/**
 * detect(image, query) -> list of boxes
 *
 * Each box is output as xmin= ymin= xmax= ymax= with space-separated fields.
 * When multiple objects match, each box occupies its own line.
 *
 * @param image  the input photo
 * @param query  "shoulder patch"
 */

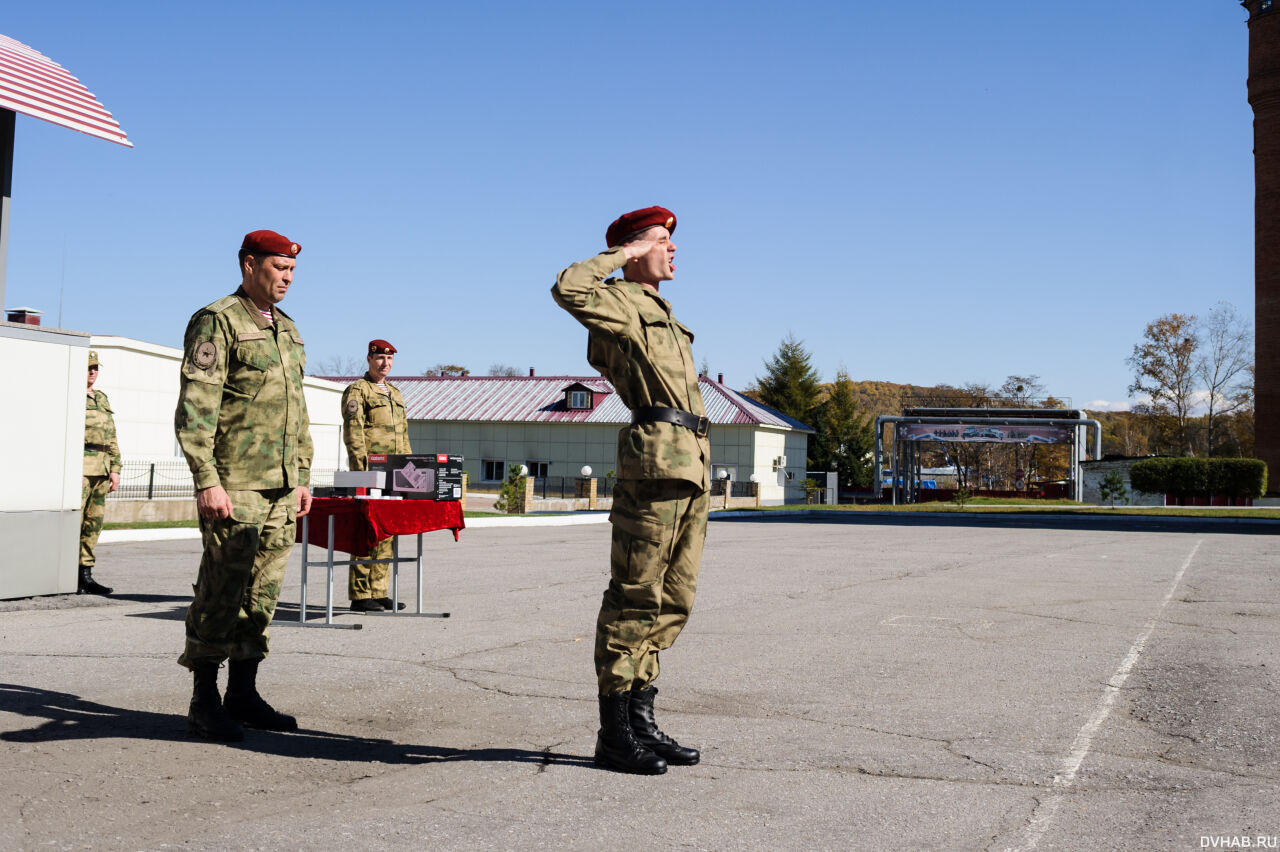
xmin=345 ymin=397 xmax=360 ymax=415
xmin=193 ymin=341 xmax=218 ymax=369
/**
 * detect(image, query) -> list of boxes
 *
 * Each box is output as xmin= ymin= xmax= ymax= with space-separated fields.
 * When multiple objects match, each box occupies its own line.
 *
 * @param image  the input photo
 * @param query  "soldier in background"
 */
xmin=174 ymin=229 xmax=313 ymax=742
xmin=552 ymin=206 xmax=710 ymax=775
xmin=341 ymin=339 xmax=411 ymax=612
xmin=79 ymin=349 xmax=120 ymax=596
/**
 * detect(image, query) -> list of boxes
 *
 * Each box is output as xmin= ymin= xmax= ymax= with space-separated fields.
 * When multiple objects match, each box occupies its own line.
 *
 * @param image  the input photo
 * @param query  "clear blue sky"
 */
xmin=2 ymin=1 xmax=1253 ymax=410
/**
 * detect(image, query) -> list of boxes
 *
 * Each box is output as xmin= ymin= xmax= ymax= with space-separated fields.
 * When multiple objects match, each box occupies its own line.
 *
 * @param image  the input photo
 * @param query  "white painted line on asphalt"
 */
xmin=100 ymin=528 xmax=202 ymax=543
xmin=101 ymin=512 xmax=613 ymax=543
xmin=1008 ymin=537 xmax=1204 ymax=852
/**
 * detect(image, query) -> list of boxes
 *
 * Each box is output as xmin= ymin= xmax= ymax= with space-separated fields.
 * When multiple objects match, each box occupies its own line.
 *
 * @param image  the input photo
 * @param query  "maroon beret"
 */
xmin=241 ymin=229 xmax=301 ymax=257
xmin=368 ymin=339 xmax=397 ymax=355
xmin=605 ymin=206 xmax=676 ymax=248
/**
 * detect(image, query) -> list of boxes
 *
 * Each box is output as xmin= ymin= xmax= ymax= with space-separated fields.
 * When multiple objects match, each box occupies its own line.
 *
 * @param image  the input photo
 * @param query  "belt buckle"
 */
xmin=695 ymin=415 xmax=709 ymax=438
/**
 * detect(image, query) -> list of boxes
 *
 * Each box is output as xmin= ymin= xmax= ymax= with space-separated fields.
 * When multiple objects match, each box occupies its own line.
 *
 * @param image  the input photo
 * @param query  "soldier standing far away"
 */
xmin=173 ymin=229 xmax=313 ymax=742
xmin=341 ymin=339 xmax=411 ymax=611
xmin=79 ymin=349 xmax=121 ymax=595
xmin=552 ymin=206 xmax=710 ymax=775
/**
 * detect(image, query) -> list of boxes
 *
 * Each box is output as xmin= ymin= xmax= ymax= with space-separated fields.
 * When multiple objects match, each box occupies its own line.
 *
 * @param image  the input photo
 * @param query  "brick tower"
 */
xmin=1243 ymin=0 xmax=1280 ymax=493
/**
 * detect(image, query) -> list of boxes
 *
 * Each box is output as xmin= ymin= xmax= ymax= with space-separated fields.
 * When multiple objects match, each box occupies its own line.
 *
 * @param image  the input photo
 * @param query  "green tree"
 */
xmin=756 ymin=333 xmax=822 ymax=425
xmin=811 ymin=370 xmax=874 ymax=490
xmin=1098 ymin=469 xmax=1129 ymax=508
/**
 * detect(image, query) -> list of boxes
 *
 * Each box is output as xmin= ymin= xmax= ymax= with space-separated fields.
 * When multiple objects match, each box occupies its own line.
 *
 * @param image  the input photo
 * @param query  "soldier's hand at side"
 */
xmin=197 ymin=485 xmax=234 ymax=520
xmin=108 ymin=472 xmax=120 ymax=493
xmin=296 ymin=486 xmax=312 ymax=518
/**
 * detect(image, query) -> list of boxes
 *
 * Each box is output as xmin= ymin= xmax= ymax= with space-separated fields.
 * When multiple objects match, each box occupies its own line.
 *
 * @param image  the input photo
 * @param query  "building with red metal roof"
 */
xmin=321 ymin=373 xmax=815 ymax=504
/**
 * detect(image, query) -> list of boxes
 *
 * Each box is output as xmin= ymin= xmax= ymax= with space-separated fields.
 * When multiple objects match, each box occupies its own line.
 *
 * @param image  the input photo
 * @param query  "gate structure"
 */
xmin=873 ymin=408 xmax=1102 ymax=505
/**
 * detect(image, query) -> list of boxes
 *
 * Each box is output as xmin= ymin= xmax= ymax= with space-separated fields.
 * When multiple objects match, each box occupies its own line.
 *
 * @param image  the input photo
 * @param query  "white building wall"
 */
xmin=91 ymin=335 xmax=346 ymax=474
xmin=407 ymin=418 xmax=811 ymax=503
xmin=0 ymin=323 xmax=90 ymax=598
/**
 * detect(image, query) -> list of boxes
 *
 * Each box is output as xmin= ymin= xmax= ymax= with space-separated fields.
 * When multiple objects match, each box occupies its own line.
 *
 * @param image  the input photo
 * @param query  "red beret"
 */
xmin=605 ymin=206 xmax=676 ymax=248
xmin=368 ymin=339 xmax=397 ymax=355
xmin=241 ymin=229 xmax=301 ymax=258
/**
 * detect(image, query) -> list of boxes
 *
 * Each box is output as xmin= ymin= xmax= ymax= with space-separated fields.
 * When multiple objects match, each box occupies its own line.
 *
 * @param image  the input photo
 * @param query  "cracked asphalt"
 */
xmin=1 ymin=513 xmax=1278 ymax=850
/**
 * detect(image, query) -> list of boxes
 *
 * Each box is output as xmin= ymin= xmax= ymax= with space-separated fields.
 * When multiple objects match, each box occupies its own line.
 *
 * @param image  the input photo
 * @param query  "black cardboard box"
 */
xmin=370 ymin=453 xmax=463 ymax=501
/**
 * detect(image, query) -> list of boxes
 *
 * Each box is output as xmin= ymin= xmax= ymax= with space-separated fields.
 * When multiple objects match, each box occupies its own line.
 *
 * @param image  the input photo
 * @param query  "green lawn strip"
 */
xmin=104 ymin=520 xmax=199 ymax=530
xmin=725 ymin=504 xmax=1280 ymax=521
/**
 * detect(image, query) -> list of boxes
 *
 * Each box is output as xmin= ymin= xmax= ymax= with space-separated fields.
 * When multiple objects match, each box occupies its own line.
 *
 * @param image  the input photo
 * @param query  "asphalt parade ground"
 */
xmin=1 ymin=512 xmax=1278 ymax=851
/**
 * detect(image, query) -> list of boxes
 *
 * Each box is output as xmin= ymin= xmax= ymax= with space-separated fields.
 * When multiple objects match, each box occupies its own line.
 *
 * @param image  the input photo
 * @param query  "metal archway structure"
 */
xmin=873 ymin=408 xmax=1102 ymax=505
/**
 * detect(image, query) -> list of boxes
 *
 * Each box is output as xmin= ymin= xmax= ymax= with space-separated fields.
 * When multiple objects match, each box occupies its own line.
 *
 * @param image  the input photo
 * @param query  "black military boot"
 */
xmin=595 ymin=692 xmax=667 ymax=775
xmin=224 ymin=658 xmax=298 ymax=731
xmin=187 ymin=663 xmax=244 ymax=742
xmin=350 ymin=598 xmax=385 ymax=612
xmin=76 ymin=566 xmax=113 ymax=596
xmin=629 ymin=684 xmax=700 ymax=765
xmin=374 ymin=597 xmax=407 ymax=611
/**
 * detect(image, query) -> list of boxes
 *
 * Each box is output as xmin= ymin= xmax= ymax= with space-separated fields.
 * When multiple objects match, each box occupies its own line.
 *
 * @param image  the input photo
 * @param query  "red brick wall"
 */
xmin=1246 ymin=1 xmax=1280 ymax=493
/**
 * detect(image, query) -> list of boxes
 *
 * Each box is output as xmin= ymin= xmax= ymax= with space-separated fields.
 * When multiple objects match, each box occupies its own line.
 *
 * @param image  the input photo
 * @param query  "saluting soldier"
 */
xmin=552 ymin=206 xmax=710 ymax=775
xmin=79 ymin=350 xmax=121 ymax=596
xmin=174 ymin=229 xmax=313 ymax=742
xmin=341 ymin=339 xmax=411 ymax=611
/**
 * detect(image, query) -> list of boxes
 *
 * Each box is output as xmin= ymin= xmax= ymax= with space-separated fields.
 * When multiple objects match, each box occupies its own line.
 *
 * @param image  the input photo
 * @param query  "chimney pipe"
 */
xmin=717 ymin=373 xmax=724 ymax=384
xmin=529 ymin=368 xmax=535 ymax=377
xmin=5 ymin=307 xmax=41 ymax=326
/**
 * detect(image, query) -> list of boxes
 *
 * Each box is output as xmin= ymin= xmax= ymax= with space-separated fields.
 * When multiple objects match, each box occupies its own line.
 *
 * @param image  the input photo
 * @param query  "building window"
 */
xmin=568 ymin=390 xmax=590 ymax=409
xmin=712 ymin=464 xmax=737 ymax=482
xmin=525 ymin=460 xmax=549 ymax=479
xmin=482 ymin=459 xmax=505 ymax=482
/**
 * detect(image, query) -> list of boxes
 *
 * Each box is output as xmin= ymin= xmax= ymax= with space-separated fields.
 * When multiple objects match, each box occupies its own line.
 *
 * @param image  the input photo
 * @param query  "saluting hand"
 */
xmin=197 ymin=484 xmax=234 ymax=520
xmin=621 ymin=237 xmax=661 ymax=263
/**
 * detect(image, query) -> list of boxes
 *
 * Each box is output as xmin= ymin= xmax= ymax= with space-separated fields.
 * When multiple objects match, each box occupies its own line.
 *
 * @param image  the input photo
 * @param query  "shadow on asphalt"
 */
xmin=711 ymin=510 xmax=1280 ymax=535
xmin=111 ymin=593 xmax=192 ymax=605
xmin=125 ymin=602 xmax=381 ymax=624
xmin=0 ymin=683 xmax=595 ymax=768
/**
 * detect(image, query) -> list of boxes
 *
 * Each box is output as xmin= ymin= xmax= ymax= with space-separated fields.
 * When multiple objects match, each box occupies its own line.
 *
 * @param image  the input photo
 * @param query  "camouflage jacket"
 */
xmin=83 ymin=389 xmax=122 ymax=477
xmin=342 ymin=375 xmax=411 ymax=470
xmin=174 ymin=287 xmax=313 ymax=491
xmin=552 ymin=247 xmax=710 ymax=489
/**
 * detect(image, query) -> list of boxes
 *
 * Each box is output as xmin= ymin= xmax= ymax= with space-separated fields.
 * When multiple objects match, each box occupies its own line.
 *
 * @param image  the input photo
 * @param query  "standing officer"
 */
xmin=341 ymin=339 xmax=411 ymax=611
xmin=552 ymin=206 xmax=710 ymax=775
xmin=80 ymin=350 xmax=120 ymax=596
xmin=174 ymin=229 xmax=313 ymax=742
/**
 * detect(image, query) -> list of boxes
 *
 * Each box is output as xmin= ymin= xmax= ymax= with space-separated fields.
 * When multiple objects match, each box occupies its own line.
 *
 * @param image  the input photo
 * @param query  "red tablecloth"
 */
xmin=297 ymin=497 xmax=465 ymax=554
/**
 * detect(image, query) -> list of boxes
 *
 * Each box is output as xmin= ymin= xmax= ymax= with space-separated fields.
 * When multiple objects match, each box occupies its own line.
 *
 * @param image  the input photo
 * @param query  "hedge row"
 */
xmin=1129 ymin=457 xmax=1268 ymax=499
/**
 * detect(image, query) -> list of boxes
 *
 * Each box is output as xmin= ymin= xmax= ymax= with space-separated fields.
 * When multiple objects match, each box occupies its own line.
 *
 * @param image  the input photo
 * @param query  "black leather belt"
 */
xmin=84 ymin=443 xmax=112 ymax=453
xmin=630 ymin=406 xmax=709 ymax=438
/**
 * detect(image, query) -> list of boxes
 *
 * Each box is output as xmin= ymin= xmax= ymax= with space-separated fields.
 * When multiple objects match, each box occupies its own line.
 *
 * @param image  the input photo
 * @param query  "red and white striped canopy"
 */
xmin=0 ymin=33 xmax=131 ymax=147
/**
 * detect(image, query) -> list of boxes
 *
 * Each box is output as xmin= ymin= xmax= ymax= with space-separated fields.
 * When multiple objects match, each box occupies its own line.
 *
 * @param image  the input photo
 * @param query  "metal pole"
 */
xmin=326 ymin=514 xmax=335 ymax=625
xmin=299 ymin=513 xmax=309 ymax=623
xmin=391 ymin=534 xmax=400 ymax=611
xmin=416 ymin=532 xmax=424 ymax=614
xmin=147 ymin=463 xmax=155 ymax=500
xmin=0 ymin=109 xmax=13 ymax=311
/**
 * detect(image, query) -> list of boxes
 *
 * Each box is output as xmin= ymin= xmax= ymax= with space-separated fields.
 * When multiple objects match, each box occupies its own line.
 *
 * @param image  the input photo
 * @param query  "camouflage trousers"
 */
xmin=178 ymin=487 xmax=297 ymax=670
xmin=596 ymin=479 xmax=709 ymax=695
xmin=79 ymin=475 xmax=112 ymax=568
xmin=349 ymin=536 xmax=394 ymax=601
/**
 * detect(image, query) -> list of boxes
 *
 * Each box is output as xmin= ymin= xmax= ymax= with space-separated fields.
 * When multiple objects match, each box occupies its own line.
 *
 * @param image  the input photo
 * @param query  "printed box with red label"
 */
xmin=368 ymin=453 xmax=463 ymax=501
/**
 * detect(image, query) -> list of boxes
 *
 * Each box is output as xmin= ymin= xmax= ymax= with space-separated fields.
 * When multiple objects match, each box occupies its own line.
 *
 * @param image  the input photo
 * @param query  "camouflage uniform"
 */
xmin=174 ymin=287 xmax=312 ymax=669
xmin=553 ymin=247 xmax=711 ymax=695
xmin=81 ymin=388 xmax=122 ymax=572
xmin=341 ymin=375 xmax=411 ymax=600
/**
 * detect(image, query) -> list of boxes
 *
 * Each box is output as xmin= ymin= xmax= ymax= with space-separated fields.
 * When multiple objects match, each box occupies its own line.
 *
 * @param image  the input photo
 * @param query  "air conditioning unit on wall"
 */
xmin=772 ymin=455 xmax=787 ymax=470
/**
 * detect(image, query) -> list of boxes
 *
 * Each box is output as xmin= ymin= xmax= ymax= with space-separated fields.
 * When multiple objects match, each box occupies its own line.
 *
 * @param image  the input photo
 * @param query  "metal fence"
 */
xmin=710 ymin=480 xmax=756 ymax=498
xmin=532 ymin=476 xmax=615 ymax=499
xmin=108 ymin=460 xmax=339 ymax=500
